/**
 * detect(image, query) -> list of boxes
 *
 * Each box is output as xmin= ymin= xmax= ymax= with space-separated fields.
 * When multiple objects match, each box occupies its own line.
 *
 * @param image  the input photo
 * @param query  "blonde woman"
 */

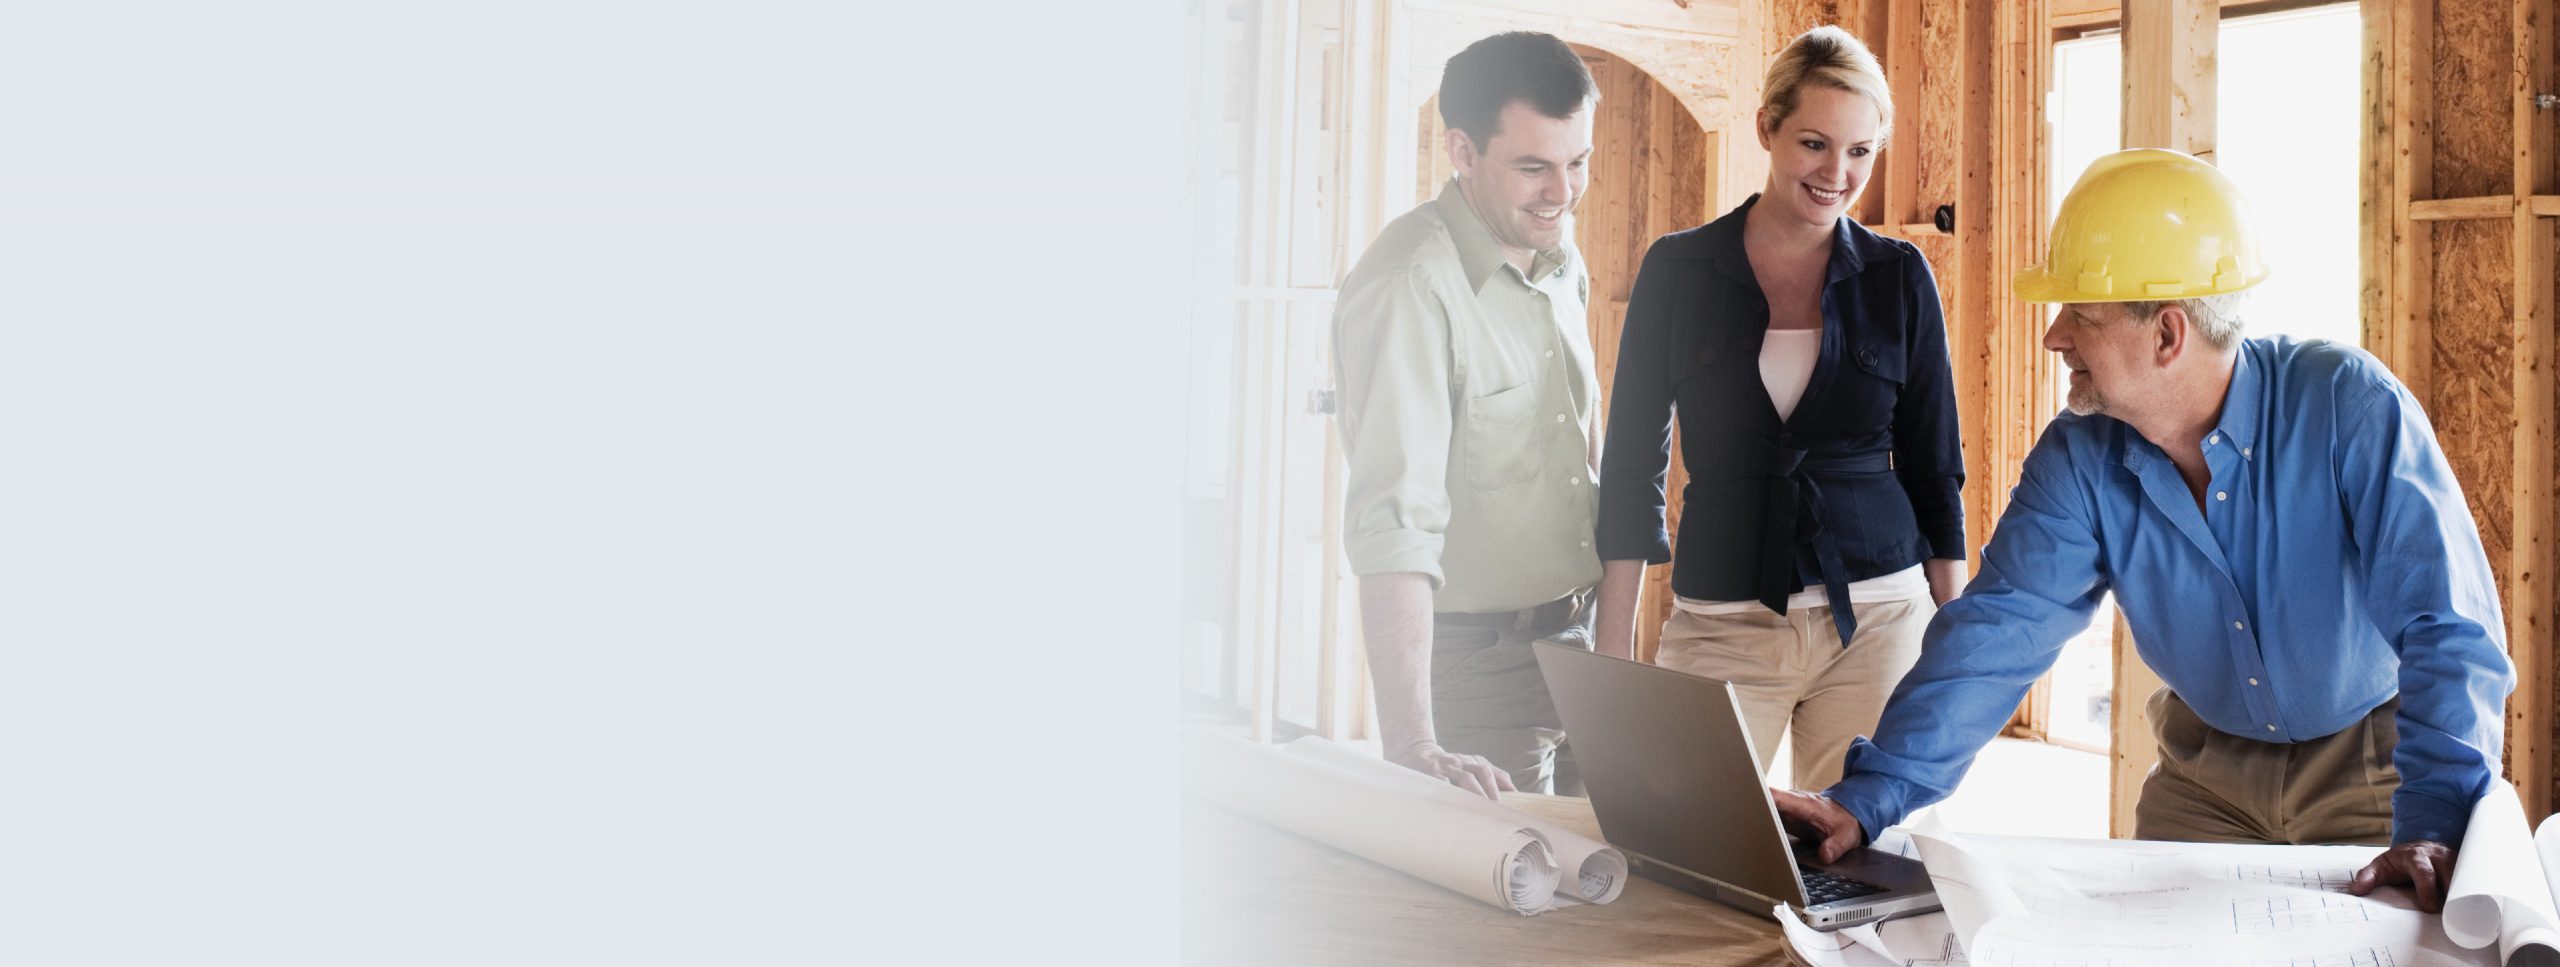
xmin=1592 ymin=25 xmax=1966 ymax=789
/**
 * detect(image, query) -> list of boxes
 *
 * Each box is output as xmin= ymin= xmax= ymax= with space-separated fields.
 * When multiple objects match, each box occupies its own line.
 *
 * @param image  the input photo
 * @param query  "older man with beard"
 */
xmin=1770 ymin=148 xmax=2514 ymax=915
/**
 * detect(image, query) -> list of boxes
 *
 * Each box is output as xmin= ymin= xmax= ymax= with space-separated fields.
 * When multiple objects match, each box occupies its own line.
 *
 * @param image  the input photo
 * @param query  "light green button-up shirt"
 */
xmin=1330 ymin=180 xmax=1603 ymax=614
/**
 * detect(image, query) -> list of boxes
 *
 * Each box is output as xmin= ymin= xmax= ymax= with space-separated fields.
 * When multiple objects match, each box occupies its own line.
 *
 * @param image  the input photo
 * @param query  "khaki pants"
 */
xmin=1653 ymin=597 xmax=1932 ymax=790
xmin=1430 ymin=593 xmax=1592 ymax=795
xmin=2135 ymin=687 xmax=2398 ymax=845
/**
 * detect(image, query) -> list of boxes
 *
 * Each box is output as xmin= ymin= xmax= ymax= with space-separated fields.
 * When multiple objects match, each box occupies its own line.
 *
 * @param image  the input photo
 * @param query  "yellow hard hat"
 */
xmin=2012 ymin=148 xmax=2269 ymax=304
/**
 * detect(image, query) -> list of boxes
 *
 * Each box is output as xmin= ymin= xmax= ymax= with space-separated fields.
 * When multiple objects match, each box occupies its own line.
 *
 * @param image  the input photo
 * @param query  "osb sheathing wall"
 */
xmin=2366 ymin=0 xmax=2560 ymax=818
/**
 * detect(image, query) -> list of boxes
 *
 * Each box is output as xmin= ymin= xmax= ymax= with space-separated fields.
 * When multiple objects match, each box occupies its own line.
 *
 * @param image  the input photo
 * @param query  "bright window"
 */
xmin=2218 ymin=4 xmax=2363 ymax=346
xmin=2045 ymin=29 xmax=2123 ymax=753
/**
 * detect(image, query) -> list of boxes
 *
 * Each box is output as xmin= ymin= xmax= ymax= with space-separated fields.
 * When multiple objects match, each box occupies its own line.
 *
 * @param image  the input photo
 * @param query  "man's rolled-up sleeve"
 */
xmin=1333 ymin=269 xmax=1456 ymax=584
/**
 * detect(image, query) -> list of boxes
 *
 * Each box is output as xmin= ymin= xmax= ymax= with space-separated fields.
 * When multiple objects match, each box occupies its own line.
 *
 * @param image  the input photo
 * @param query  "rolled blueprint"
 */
xmin=1184 ymin=732 xmax=1563 ymax=914
xmin=2443 ymin=779 xmax=2560 ymax=966
xmin=1278 ymin=735 xmax=1628 ymax=904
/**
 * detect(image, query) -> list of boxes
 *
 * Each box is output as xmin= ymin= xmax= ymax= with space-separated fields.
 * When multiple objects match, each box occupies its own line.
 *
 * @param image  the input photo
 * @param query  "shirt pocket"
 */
xmin=1849 ymin=339 xmax=1907 ymax=385
xmin=1460 ymin=380 xmax=1545 ymax=491
xmin=1836 ymin=333 xmax=1908 ymax=428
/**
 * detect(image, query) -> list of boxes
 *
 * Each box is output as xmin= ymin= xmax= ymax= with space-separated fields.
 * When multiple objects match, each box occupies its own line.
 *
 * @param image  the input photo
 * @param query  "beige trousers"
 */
xmin=2135 ymin=687 xmax=2398 ymax=845
xmin=1652 ymin=597 xmax=1932 ymax=790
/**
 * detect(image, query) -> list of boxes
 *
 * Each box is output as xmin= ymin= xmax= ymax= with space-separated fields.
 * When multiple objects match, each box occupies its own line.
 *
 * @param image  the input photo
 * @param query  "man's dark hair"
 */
xmin=1438 ymin=32 xmax=1597 ymax=149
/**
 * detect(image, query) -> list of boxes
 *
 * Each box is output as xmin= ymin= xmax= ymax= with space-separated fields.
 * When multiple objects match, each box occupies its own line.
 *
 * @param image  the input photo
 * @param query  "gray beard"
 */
xmin=2066 ymin=383 xmax=2109 ymax=417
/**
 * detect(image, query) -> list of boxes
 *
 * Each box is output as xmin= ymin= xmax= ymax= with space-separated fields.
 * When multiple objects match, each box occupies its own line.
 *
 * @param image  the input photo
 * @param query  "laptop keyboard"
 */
xmin=1800 ymin=867 xmax=1889 ymax=905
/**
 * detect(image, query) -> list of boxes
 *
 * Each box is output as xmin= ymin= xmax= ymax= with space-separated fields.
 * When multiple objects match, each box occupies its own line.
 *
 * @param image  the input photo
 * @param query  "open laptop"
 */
xmin=1533 ymin=641 xmax=1940 ymax=930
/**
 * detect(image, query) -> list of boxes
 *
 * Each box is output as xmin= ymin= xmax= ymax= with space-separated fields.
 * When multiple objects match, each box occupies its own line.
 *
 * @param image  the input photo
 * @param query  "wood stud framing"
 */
xmin=2511 ymin=0 xmax=2556 ymax=820
xmin=2368 ymin=0 xmax=2560 ymax=819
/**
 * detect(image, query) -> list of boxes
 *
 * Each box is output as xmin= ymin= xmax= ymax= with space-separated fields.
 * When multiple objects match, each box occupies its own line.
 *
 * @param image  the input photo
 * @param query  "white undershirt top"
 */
xmin=1676 ymin=564 xmax=1927 ymax=615
xmin=1677 ymin=327 xmax=1926 ymax=616
xmin=1758 ymin=328 xmax=1820 ymax=421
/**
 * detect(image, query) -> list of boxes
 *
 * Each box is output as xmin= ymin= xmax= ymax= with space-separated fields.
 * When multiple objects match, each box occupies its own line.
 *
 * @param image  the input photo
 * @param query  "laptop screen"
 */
xmin=1533 ymin=641 xmax=1806 ymax=906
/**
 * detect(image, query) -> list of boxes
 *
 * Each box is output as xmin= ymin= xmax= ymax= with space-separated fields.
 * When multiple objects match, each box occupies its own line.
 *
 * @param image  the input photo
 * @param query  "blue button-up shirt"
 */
xmin=1831 ymin=336 xmax=2513 ymax=848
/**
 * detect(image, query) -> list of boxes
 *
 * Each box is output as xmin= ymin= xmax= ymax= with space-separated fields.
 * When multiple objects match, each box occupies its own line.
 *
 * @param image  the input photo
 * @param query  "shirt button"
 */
xmin=2208 ymin=435 xmax=2219 ymax=445
xmin=2215 ymin=491 xmax=2228 ymax=501
xmin=1545 ymin=349 xmax=1556 ymax=358
xmin=1569 ymin=476 xmax=1583 ymax=486
xmin=1555 ymin=413 xmax=1567 ymax=423
xmin=1580 ymin=539 xmax=1592 ymax=548
xmin=2243 ymin=447 xmax=2252 ymax=458
xmin=2265 ymin=724 xmax=2278 ymax=733
xmin=2248 ymin=678 xmax=2260 ymax=686
xmin=2233 ymin=620 xmax=2245 ymax=630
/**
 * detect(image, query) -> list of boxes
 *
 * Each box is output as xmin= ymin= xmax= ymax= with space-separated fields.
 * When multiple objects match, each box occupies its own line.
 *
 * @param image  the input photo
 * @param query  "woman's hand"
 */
xmin=1924 ymin=557 xmax=1968 ymax=607
xmin=1592 ymin=560 xmax=1646 ymax=659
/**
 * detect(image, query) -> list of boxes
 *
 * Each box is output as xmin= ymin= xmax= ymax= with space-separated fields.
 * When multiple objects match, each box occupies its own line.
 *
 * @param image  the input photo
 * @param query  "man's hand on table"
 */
xmin=1771 ymin=788 xmax=1863 ymax=864
xmin=2347 ymin=839 xmax=2456 ymax=913
xmin=1389 ymin=742 xmax=1515 ymax=800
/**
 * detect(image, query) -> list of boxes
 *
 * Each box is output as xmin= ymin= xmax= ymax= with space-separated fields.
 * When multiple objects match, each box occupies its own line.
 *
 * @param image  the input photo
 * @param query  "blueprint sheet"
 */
xmin=1781 ymin=813 xmax=2517 ymax=967
xmin=1917 ymin=825 xmax=2486 ymax=967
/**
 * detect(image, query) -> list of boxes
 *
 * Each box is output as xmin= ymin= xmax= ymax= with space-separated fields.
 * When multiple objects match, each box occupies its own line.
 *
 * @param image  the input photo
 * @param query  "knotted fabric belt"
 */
xmin=1753 ymin=441 xmax=1892 ymax=644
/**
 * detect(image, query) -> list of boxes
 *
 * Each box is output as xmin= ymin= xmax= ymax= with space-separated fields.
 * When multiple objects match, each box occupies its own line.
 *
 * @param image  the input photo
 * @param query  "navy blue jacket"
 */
xmin=1596 ymin=196 xmax=1966 ymax=641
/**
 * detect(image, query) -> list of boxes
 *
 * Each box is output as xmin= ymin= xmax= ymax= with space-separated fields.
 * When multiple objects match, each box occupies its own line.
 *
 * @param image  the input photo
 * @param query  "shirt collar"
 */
xmin=1821 ymin=210 xmax=1883 ymax=283
xmin=2210 ymin=339 xmax=2265 ymax=454
xmin=1686 ymin=193 xmax=1902 ymax=286
xmin=2115 ymin=339 xmax=2265 ymax=474
xmin=1433 ymin=177 xmax=1567 ymax=293
xmin=2118 ymin=427 xmax=2152 ymax=474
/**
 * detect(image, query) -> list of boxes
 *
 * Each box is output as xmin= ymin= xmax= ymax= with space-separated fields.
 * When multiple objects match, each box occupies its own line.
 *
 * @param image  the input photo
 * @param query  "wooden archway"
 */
xmin=1406 ymin=11 xmax=1743 ymax=135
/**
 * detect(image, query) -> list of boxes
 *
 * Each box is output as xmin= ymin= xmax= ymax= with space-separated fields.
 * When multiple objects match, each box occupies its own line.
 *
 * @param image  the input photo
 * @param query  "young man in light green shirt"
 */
xmin=1331 ymin=31 xmax=1609 ymax=797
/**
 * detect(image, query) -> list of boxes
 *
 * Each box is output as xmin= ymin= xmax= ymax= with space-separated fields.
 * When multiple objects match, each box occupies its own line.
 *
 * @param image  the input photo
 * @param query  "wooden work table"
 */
xmin=1181 ymin=791 xmax=1790 ymax=966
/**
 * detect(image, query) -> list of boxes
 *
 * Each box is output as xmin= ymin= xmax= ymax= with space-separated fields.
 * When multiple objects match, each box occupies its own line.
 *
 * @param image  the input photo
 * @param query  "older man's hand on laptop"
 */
xmin=1771 ymin=789 xmax=1863 ymax=864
